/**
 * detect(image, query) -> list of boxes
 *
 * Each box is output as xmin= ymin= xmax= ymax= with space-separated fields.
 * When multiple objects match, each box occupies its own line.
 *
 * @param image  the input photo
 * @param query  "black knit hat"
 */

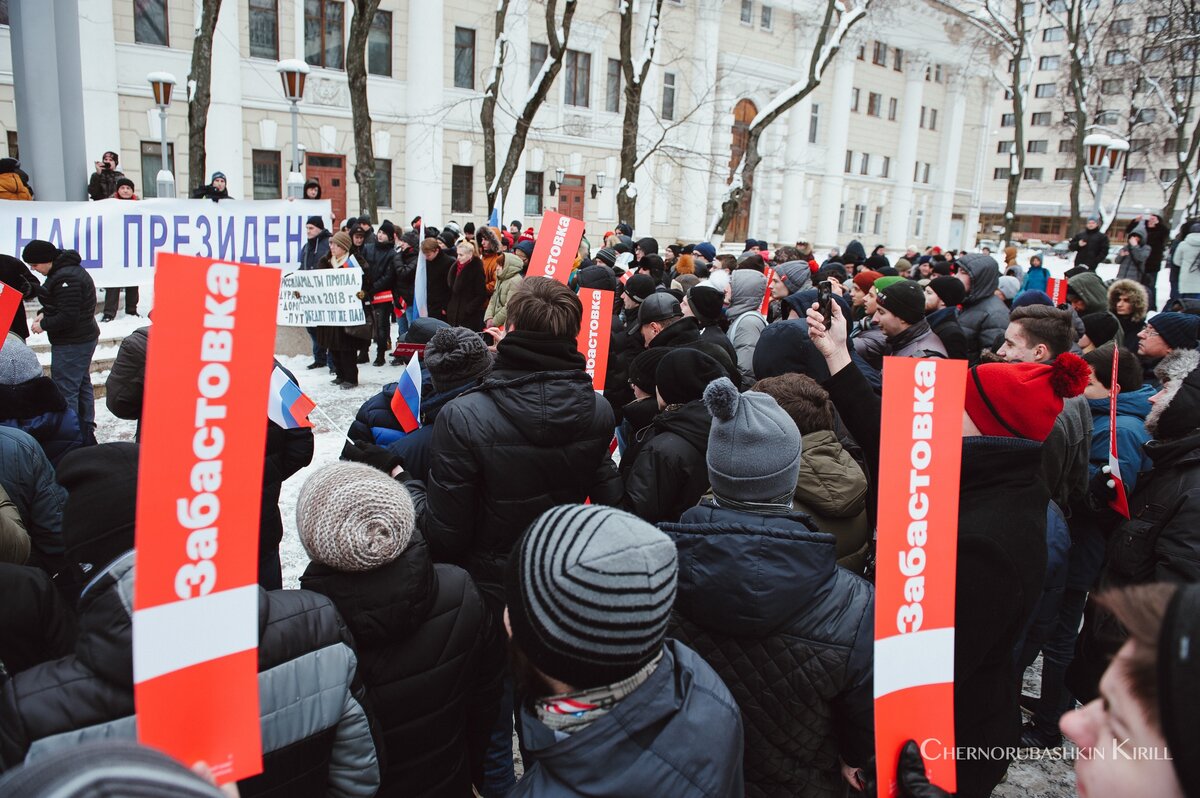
xmin=403 ymin=316 xmax=450 ymax=344
xmin=306 ymin=215 xmax=325 ymax=230
xmin=1147 ymin=312 xmax=1200 ymax=351
xmin=21 ymin=240 xmax=57 ymax=265
xmin=686 ymin=285 xmax=725 ymax=324
xmin=577 ymin=264 xmax=618 ymax=292
xmin=875 ymin=279 xmax=926 ymax=324
xmin=628 ymin=348 xmax=671 ymax=395
xmin=504 ymin=504 xmax=677 ymax=689
xmin=655 ymin=348 xmax=725 ymax=405
xmin=57 ymin=443 xmax=139 ymax=570
xmin=928 ymin=275 xmax=966 ymax=307
xmin=1082 ymin=344 xmax=1143 ymax=392
xmin=595 ymin=247 xmax=618 ymax=267
xmin=1081 ymin=312 xmax=1120 ymax=348
xmin=378 ymin=220 xmax=396 ymax=241
xmin=624 ymin=274 xmax=656 ymax=303
xmin=424 ymin=326 xmax=493 ymax=392
xmin=115 ymin=177 xmax=135 ymax=191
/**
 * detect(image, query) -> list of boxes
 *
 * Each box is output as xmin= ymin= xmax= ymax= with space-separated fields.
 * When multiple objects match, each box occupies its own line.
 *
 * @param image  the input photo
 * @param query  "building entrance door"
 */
xmin=306 ymin=153 xmax=347 ymax=226
xmin=557 ymin=174 xmax=585 ymax=221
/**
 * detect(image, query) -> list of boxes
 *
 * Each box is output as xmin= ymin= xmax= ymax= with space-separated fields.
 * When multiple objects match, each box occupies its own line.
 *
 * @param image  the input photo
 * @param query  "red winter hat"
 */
xmin=852 ymin=270 xmax=883 ymax=293
xmin=964 ymin=353 xmax=1090 ymax=441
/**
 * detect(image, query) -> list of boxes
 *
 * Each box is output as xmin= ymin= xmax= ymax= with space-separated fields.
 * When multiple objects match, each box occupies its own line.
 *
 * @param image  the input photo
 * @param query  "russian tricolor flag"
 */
xmin=390 ymin=353 xmax=422 ymax=433
xmin=267 ymin=364 xmax=316 ymax=429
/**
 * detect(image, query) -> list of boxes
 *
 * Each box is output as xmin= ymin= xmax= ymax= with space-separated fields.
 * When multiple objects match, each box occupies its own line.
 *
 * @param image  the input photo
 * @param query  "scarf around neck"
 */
xmin=494 ymin=330 xmax=586 ymax=372
xmin=535 ymin=651 xmax=663 ymax=733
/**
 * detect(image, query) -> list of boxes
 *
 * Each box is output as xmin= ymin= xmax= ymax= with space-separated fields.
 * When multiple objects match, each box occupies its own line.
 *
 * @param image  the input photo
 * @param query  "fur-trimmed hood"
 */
xmin=1108 ymin=278 xmax=1150 ymax=322
xmin=1147 ymin=348 xmax=1200 ymax=440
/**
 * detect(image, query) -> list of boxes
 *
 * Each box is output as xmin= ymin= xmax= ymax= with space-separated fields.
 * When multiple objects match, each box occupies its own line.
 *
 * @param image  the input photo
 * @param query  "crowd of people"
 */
xmin=0 ymin=199 xmax=1198 ymax=798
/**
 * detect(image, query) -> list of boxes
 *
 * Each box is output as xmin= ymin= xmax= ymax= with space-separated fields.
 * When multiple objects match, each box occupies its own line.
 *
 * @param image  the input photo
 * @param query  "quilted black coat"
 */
xmin=662 ymin=503 xmax=874 ymax=798
xmin=301 ymin=535 xmax=504 ymax=797
xmin=620 ymin=399 xmax=712 ymax=524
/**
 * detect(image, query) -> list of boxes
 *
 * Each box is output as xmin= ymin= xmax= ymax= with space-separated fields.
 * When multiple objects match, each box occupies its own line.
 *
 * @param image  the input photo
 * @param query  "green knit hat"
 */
xmin=872 ymin=276 xmax=905 ymax=291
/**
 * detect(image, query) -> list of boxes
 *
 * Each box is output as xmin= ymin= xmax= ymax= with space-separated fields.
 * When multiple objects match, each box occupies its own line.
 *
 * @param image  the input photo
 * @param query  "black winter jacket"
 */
xmin=361 ymin=241 xmax=395 ymax=299
xmin=392 ymin=248 xmax=418 ymax=305
xmin=620 ymin=399 xmax=711 ymax=524
xmin=0 ymin=553 xmax=381 ymax=797
xmin=649 ymin=316 xmax=740 ymax=385
xmin=105 ymin=326 xmax=148 ymax=424
xmin=1068 ymin=227 xmax=1110 ymax=269
xmin=301 ymin=535 xmax=503 ymax=797
xmin=0 ymin=563 xmax=76 ymax=675
xmin=927 ymin=307 xmax=968 ymax=360
xmin=421 ymin=334 xmax=621 ymax=609
xmin=299 ymin=230 xmax=331 ymax=271
xmin=35 ymin=251 xmax=99 ymax=345
xmin=0 ymin=376 xmax=85 ymax=467
xmin=823 ymin=363 xmax=1048 ymax=798
xmin=424 ymin=251 xmax=454 ymax=322
xmin=663 ymin=504 xmax=874 ymax=798
xmin=446 ymin=257 xmax=488 ymax=331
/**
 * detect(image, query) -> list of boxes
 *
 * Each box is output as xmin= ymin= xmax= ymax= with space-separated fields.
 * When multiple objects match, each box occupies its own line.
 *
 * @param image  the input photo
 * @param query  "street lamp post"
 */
xmin=147 ymin=72 xmax=177 ymax=198
xmin=277 ymin=59 xmax=310 ymax=199
xmin=1083 ymin=131 xmax=1130 ymax=221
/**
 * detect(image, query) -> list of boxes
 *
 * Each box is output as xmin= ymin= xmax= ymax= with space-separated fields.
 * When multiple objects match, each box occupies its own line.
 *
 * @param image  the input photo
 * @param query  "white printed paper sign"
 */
xmin=276 ymin=268 xmax=367 ymax=327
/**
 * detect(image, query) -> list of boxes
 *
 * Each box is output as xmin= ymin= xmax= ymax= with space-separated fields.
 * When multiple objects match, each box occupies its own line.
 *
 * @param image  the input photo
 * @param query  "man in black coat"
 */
xmin=1127 ymin=213 xmax=1168 ymax=307
xmin=22 ymin=241 xmax=100 ymax=445
xmin=924 ymin=275 xmax=969 ymax=360
xmin=1068 ymin=216 xmax=1110 ymax=270
xmin=420 ymin=237 xmax=455 ymax=324
xmin=190 ymin=171 xmax=231 ymax=201
xmin=299 ymin=216 xmax=333 ymax=370
xmin=392 ymin=230 xmax=420 ymax=343
xmin=362 ymin=221 xmax=397 ymax=365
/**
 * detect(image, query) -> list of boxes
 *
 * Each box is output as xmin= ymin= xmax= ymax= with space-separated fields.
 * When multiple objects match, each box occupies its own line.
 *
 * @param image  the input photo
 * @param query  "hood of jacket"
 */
xmin=48 ymin=249 xmax=83 ymax=276
xmin=843 ymin=240 xmax=866 ymax=264
xmin=1068 ymin=271 xmax=1109 ymax=314
xmin=728 ymin=269 xmax=766 ymax=317
xmin=1107 ymin=278 xmax=1149 ymax=321
xmin=662 ymin=503 xmax=836 ymax=637
xmin=651 ymin=399 xmax=712 ymax=453
xmin=792 ymin=429 xmax=868 ymax=519
xmin=475 ymin=225 xmax=501 ymax=253
xmin=957 ymin=253 xmax=1000 ymax=305
xmin=1087 ymin=385 xmax=1154 ymax=420
xmin=475 ymin=368 xmax=607 ymax=448
xmin=496 ymin=254 xmax=523 ymax=282
xmin=74 ymin=551 xmax=136 ymax=686
xmin=299 ymin=535 xmax=438 ymax=647
xmin=0 ymin=376 xmax=68 ymax=420
xmin=752 ymin=319 xmax=835 ymax=381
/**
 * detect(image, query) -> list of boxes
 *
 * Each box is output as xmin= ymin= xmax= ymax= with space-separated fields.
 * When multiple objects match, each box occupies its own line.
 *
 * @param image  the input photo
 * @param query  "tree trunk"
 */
xmin=617 ymin=0 xmax=666 ymax=230
xmin=187 ymin=0 xmax=223 ymax=193
xmin=481 ymin=0 xmax=510 ymax=213
xmin=1001 ymin=15 xmax=1027 ymax=247
xmin=348 ymin=0 xmax=381 ymax=219
xmin=1064 ymin=1 xmax=1088 ymax=231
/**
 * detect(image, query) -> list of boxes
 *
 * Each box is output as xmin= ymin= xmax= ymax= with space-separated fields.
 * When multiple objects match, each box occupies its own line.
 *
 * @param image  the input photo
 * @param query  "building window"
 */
xmin=140 ymin=141 xmax=175 ymax=198
xmin=873 ymin=41 xmax=887 ymax=65
xmin=913 ymin=209 xmax=924 ymax=238
xmin=1039 ymin=55 xmax=1060 ymax=70
xmin=606 ymin=58 xmax=620 ymax=112
xmin=134 ymin=0 xmax=169 ymax=46
xmin=661 ymin=72 xmax=676 ymax=120
xmin=305 ymin=0 xmax=344 ymax=69
xmin=1044 ymin=26 xmax=1065 ymax=42
xmin=888 ymin=97 xmax=897 ymax=121
xmin=760 ymin=4 xmax=772 ymax=30
xmin=1023 ymin=167 xmax=1043 ymax=181
xmin=851 ymin=87 xmax=860 ymax=112
xmin=1010 ymin=57 xmax=1031 ymax=73
xmin=0 ymin=1 xmax=7 ymax=25
xmin=740 ymin=0 xmax=752 ymax=24
xmin=530 ymin=42 xmax=549 ymax=86
xmin=1035 ymin=83 xmax=1056 ymax=98
xmin=1129 ymin=138 xmax=1149 ymax=153
xmin=893 ymin=48 xmax=903 ymax=71
xmin=852 ymin=204 xmax=867 ymax=234
xmin=1135 ymin=108 xmax=1157 ymax=124
xmin=873 ymin=206 xmax=884 ymax=235
xmin=1053 ymin=167 xmax=1073 ymax=181
xmin=1161 ymin=169 xmax=1180 ymax=183
xmin=524 ymin=171 xmax=543 ymax=216
xmin=251 ymin=150 xmax=281 ymax=199
xmin=1027 ymin=139 xmax=1048 ymax=153
xmin=6 ymin=131 xmax=17 ymax=159
xmin=1001 ymin=112 xmax=1015 ymax=127
xmin=920 ymin=106 xmax=927 ymax=128
xmin=1126 ymin=168 xmax=1146 ymax=183
xmin=860 ymin=152 xmax=870 ymax=175
xmin=1106 ymin=50 xmax=1127 ymax=65
xmin=454 ymin=27 xmax=475 ymax=89
xmin=845 ymin=149 xmax=853 ymax=173
xmin=1101 ymin=78 xmax=1123 ymax=95
xmin=372 ymin=158 xmax=391 ymax=207
xmin=929 ymin=109 xmax=937 ymax=130
xmin=856 ymin=43 xmax=865 ymax=60
xmin=564 ymin=49 xmax=591 ymax=107
xmin=1059 ymin=139 xmax=1074 ymax=153
xmin=997 ymin=141 xmax=1014 ymax=154
xmin=1165 ymin=138 xmax=1188 ymax=154
xmin=881 ymin=156 xmax=891 ymax=178
xmin=922 ymin=163 xmax=931 ymax=183
xmin=367 ymin=10 xmax=392 ymax=76
xmin=867 ymin=92 xmax=882 ymax=117
xmin=1031 ymin=111 xmax=1052 ymax=126
xmin=914 ymin=161 xmax=921 ymax=181
xmin=1147 ymin=15 xmax=1168 ymax=32
xmin=1096 ymin=110 xmax=1120 ymax=125
xmin=451 ymin=165 xmax=473 ymax=213
xmin=935 ymin=65 xmax=943 ymax=82
xmin=809 ymin=103 xmax=819 ymax=143
xmin=249 ymin=0 xmax=278 ymax=60
xmin=1143 ymin=46 xmax=1166 ymax=63
xmin=993 ymin=167 xmax=1008 ymax=179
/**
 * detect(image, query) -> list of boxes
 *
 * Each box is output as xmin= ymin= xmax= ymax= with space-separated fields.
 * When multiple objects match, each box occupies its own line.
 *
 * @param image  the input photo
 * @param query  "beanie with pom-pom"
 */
xmin=703 ymin=377 xmax=803 ymax=504
xmin=965 ymin=352 xmax=1090 ymax=442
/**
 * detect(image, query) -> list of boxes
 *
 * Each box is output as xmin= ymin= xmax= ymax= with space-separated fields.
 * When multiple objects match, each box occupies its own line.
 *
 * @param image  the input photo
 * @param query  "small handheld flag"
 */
xmin=267 ymin=364 xmax=315 ymax=429
xmin=413 ymin=219 xmax=428 ymax=319
xmin=1107 ymin=345 xmax=1131 ymax=518
xmin=390 ymin=354 xmax=423 ymax=433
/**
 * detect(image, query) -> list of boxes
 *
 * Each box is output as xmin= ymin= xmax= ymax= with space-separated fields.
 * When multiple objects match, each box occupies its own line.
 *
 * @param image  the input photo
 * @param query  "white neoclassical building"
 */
xmin=2 ymin=0 xmax=995 ymax=250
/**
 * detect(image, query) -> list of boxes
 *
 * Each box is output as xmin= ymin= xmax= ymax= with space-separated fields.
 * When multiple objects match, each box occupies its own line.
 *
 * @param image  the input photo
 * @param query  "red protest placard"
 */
xmin=760 ymin=268 xmax=776 ymax=316
xmin=132 ymin=253 xmax=282 ymax=784
xmin=874 ymin=357 xmax=966 ymax=796
xmin=526 ymin=210 xmax=586 ymax=284
xmin=576 ymin=288 xmax=614 ymax=391
xmin=0 ymin=280 xmax=22 ymax=339
xmin=1046 ymin=277 xmax=1068 ymax=306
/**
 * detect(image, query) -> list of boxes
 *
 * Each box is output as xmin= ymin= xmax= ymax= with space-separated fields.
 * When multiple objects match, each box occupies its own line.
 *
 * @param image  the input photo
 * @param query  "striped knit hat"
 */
xmin=505 ymin=504 xmax=678 ymax=689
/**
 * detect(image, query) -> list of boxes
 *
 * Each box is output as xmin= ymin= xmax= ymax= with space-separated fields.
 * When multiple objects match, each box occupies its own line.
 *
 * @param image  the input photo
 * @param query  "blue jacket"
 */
xmin=1020 ymin=265 xmax=1050 ymax=294
xmin=0 ymin=427 xmax=66 ymax=577
xmin=513 ymin=639 xmax=745 ymax=798
xmin=0 ymin=377 xmax=85 ymax=466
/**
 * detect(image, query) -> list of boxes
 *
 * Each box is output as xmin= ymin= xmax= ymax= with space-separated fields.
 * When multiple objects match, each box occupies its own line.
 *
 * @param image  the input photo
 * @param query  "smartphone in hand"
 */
xmin=818 ymin=280 xmax=833 ymax=329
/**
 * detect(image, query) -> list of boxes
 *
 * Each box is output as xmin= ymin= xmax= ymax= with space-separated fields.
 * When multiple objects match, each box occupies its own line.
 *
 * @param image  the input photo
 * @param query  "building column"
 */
xmin=931 ymin=70 xmax=968 ymax=249
xmin=887 ymin=56 xmax=927 ymax=250
xmin=76 ymin=0 xmax=121 ymax=176
xmin=965 ymin=77 xmax=993 ymax=249
xmin=681 ymin=0 xmax=721 ymax=241
xmin=406 ymin=0 xmax=446 ymax=223
xmin=10 ymin=0 xmax=88 ymax=200
xmin=815 ymin=51 xmax=856 ymax=250
xmin=206 ymin=0 xmax=245 ymax=194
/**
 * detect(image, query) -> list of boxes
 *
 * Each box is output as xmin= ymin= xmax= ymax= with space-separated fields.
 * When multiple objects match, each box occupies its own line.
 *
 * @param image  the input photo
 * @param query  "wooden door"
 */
xmin=558 ymin=174 xmax=585 ymax=221
xmin=306 ymin=153 xmax=347 ymax=226
xmin=727 ymin=99 xmax=757 ymax=243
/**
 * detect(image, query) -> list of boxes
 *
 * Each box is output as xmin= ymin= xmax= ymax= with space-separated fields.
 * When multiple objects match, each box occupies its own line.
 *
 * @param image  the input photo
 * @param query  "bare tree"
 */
xmin=710 ymin=0 xmax=872 ymax=238
xmin=931 ymin=0 xmax=1036 ymax=246
xmin=617 ymin=0 xmax=667 ymax=227
xmin=186 ymin=0 xmax=223 ymax=193
xmin=347 ymin=0 xmax=382 ymax=218
xmin=481 ymin=0 xmax=578 ymax=214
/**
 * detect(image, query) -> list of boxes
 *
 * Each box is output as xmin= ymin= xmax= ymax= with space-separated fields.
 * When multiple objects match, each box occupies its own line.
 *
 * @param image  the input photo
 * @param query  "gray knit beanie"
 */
xmin=295 ymin=462 xmax=415 ymax=572
xmin=0 ymin=336 xmax=43 ymax=385
xmin=424 ymin=326 xmax=493 ymax=392
xmin=505 ymin=504 xmax=678 ymax=689
xmin=703 ymin=377 xmax=803 ymax=503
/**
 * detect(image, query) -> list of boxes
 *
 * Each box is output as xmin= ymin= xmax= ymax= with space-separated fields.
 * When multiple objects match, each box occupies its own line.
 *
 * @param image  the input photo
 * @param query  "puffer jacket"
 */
xmin=300 ymin=535 xmax=503 ymax=797
xmin=887 ymin=319 xmax=948 ymax=359
xmin=299 ymin=229 xmax=331 ymax=270
xmin=727 ymin=271 xmax=768 ymax=381
xmin=361 ymin=240 xmax=396 ymax=300
xmin=106 ymin=327 xmax=149 ymax=425
xmin=1041 ymin=395 xmax=1093 ymax=517
xmin=421 ymin=338 xmax=621 ymax=609
xmin=35 ymin=251 xmax=100 ymax=345
xmin=663 ymin=504 xmax=874 ymax=798
xmin=1068 ymin=227 xmax=1110 ymax=268
xmin=0 ymin=552 xmax=381 ymax=797
xmin=513 ymin=639 xmax=745 ymax=798
xmin=347 ymin=368 xmax=433 ymax=446
xmin=0 ymin=171 xmax=31 ymax=201
xmin=0 ymin=427 xmax=65 ymax=580
xmin=927 ymin=306 xmax=968 ymax=360
xmin=1021 ymin=265 xmax=1050 ymax=294
xmin=955 ymin=254 xmax=1009 ymax=365
xmin=0 ymin=376 xmax=85 ymax=467
xmin=849 ymin=319 xmax=887 ymax=370
xmin=790 ymin=429 xmax=871 ymax=572
xmin=1116 ymin=222 xmax=1151 ymax=281
xmin=620 ymin=399 xmax=712 ymax=524
xmin=1172 ymin=230 xmax=1200 ymax=296
xmin=484 ymin=255 xmax=523 ymax=326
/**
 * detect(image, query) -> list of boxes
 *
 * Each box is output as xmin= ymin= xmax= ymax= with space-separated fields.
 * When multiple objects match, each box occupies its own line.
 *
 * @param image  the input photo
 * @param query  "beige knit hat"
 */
xmin=295 ymin=462 xmax=415 ymax=572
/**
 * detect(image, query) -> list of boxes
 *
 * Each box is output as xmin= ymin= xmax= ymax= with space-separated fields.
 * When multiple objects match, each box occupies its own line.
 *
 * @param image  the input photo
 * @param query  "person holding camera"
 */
xmin=86 ymin=152 xmax=123 ymax=201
